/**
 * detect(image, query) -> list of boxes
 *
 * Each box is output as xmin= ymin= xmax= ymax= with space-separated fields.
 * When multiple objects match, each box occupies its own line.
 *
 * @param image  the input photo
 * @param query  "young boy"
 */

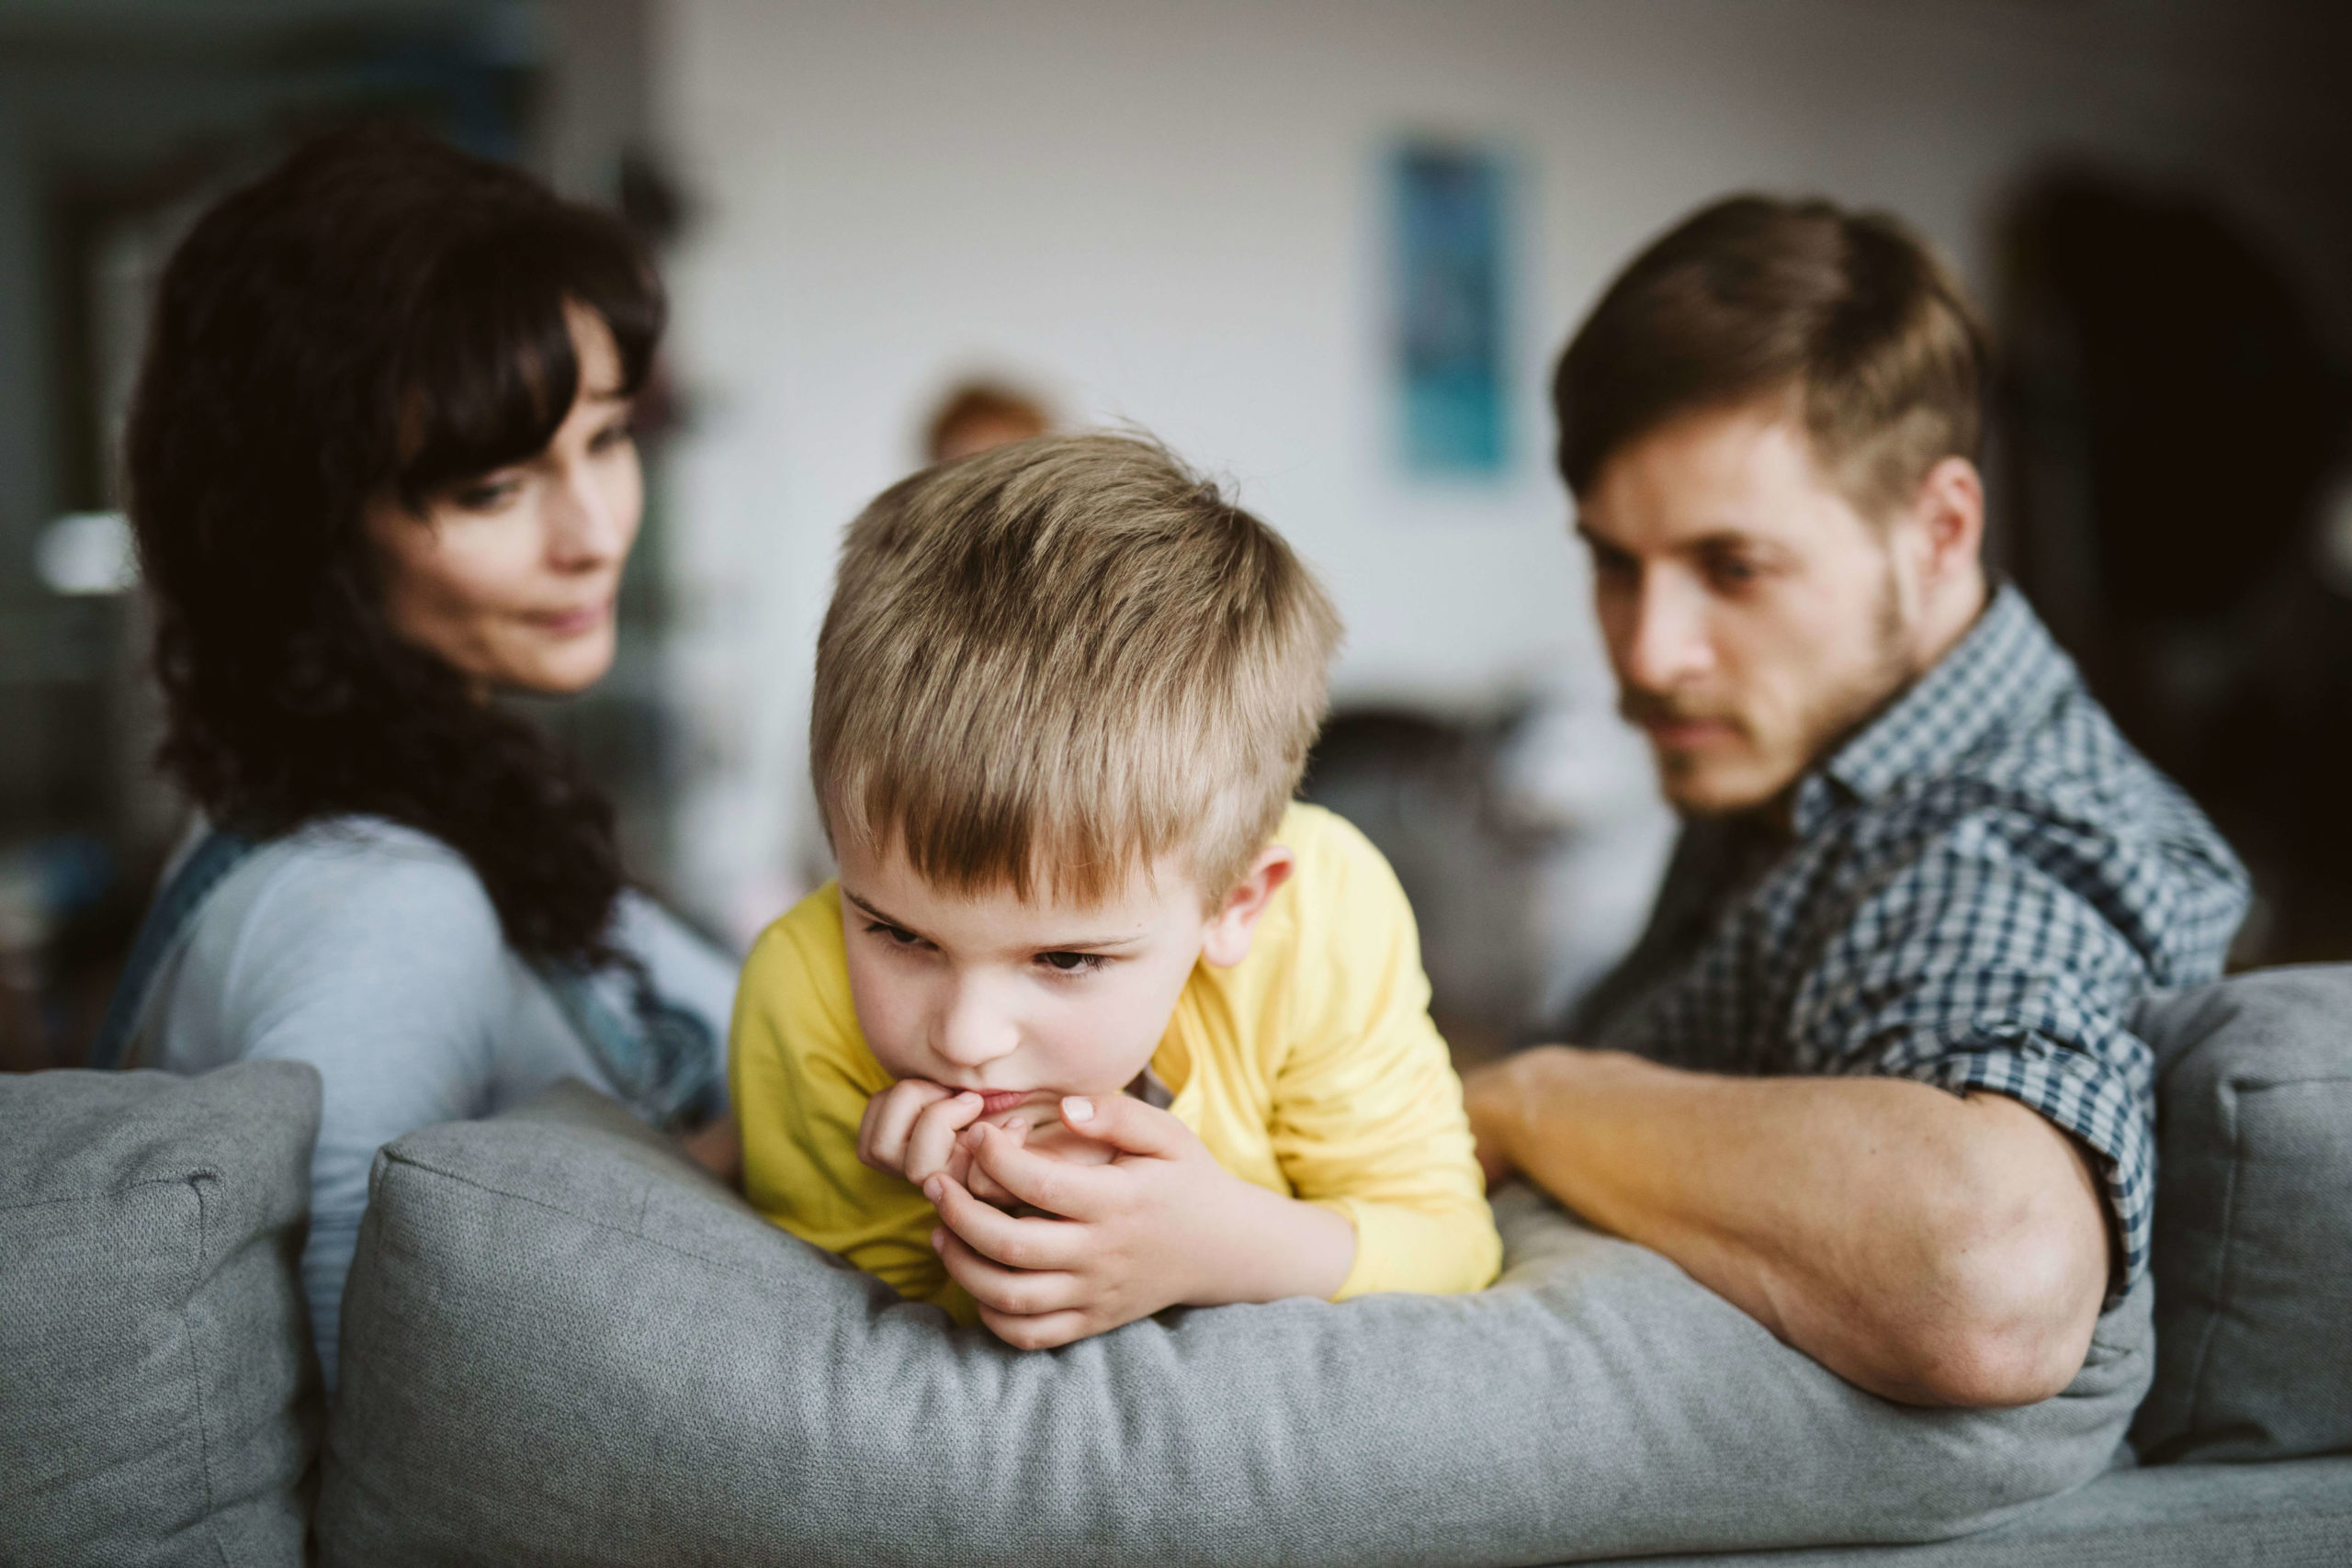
xmin=731 ymin=433 xmax=1500 ymax=1348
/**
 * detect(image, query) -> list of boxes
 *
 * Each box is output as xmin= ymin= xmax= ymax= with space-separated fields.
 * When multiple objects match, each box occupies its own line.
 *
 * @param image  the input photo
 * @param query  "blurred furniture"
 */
xmin=5 ymin=967 xmax=2350 ymax=1566
xmin=2000 ymin=172 xmax=2352 ymax=965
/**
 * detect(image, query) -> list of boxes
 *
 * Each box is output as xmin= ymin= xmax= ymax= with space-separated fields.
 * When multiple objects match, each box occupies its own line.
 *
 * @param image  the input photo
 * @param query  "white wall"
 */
xmin=651 ymin=0 xmax=2347 ymax=939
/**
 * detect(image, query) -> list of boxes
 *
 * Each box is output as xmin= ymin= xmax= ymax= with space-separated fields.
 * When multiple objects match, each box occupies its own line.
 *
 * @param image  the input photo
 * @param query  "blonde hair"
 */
xmin=814 ymin=433 xmax=1342 ymax=905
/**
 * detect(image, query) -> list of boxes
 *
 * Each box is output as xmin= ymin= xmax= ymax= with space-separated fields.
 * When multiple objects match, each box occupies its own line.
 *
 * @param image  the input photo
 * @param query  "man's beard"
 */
xmin=1622 ymin=559 xmax=1918 ymax=817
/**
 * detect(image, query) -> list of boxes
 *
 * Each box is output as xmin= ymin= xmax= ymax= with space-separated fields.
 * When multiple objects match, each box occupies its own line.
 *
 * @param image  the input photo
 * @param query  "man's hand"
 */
xmin=1464 ymin=1045 xmax=2111 ymax=1408
xmin=922 ymin=1093 xmax=1355 ymax=1348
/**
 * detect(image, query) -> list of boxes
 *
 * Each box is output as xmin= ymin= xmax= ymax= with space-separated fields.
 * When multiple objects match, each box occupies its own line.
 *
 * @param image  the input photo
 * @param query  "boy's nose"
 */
xmin=933 ymin=981 xmax=1021 ymax=1071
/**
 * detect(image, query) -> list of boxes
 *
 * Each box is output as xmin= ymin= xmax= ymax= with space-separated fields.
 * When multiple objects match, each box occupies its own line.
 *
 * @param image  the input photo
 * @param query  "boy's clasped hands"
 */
xmin=857 ymin=1078 xmax=1340 ymax=1348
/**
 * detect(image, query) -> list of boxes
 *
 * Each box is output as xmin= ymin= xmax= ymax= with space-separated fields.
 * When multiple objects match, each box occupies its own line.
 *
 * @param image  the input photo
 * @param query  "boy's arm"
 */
xmin=1265 ymin=818 xmax=1502 ymax=1297
xmin=730 ymin=910 xmax=964 ymax=1311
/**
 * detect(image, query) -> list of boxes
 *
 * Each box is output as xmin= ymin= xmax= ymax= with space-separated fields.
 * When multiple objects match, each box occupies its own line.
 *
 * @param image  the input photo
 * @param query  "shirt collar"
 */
xmin=1793 ymin=584 xmax=2075 ymax=833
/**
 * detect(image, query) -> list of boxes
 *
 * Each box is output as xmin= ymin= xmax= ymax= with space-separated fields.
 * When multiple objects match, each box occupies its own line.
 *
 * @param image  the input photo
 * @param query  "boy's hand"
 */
xmin=958 ymin=1112 xmax=1115 ymax=1207
xmin=922 ymin=1093 xmax=1356 ymax=1349
xmin=856 ymin=1079 xmax=985 ymax=1188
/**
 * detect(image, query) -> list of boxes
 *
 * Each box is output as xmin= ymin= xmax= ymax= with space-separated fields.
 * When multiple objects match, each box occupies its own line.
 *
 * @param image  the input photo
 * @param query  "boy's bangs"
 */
xmin=393 ymin=215 xmax=662 ymax=506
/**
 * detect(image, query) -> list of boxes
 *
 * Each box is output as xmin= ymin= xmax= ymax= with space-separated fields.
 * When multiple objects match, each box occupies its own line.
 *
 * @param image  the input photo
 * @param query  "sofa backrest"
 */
xmin=0 ymin=1061 xmax=322 ymax=1568
xmin=2133 ymin=964 xmax=2352 ymax=1464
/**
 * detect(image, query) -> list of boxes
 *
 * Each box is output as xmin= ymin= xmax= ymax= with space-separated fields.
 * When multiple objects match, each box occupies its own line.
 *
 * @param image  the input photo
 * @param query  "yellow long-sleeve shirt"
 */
xmin=730 ymin=802 xmax=1501 ymax=1319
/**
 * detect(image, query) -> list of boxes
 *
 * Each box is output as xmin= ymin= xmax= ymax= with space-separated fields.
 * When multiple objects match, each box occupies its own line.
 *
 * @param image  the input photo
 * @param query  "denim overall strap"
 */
xmin=86 ymin=828 xmax=258 ymax=1070
xmin=535 ymin=962 xmax=724 ymax=1133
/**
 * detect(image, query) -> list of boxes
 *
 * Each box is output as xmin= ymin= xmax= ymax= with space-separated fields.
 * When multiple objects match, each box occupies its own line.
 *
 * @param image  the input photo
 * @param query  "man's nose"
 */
xmin=1617 ymin=575 xmax=1717 ymax=693
xmin=933 ymin=977 xmax=1021 ymax=1071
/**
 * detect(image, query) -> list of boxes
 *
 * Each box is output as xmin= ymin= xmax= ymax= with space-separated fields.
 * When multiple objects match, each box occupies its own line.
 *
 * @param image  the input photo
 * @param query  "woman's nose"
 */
xmin=543 ymin=466 xmax=628 ymax=570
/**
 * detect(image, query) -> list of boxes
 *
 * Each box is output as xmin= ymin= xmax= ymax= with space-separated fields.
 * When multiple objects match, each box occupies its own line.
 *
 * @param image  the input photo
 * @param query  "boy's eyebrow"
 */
xmin=842 ymin=887 xmax=922 ymax=936
xmin=840 ymin=886 xmax=1148 ymax=951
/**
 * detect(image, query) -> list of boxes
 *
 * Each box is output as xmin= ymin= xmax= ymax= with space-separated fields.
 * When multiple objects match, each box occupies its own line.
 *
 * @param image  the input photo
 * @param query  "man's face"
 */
xmin=1578 ymin=400 xmax=1926 ymax=816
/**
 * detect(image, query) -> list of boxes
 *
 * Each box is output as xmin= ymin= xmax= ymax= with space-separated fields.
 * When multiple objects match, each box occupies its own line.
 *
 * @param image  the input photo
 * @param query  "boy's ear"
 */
xmin=1200 ymin=844 xmax=1296 ymax=969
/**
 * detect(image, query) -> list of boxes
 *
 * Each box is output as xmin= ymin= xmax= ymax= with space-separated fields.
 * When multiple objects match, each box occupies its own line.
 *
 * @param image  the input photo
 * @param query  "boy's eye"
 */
xmin=865 ymin=920 xmax=926 ymax=949
xmin=1036 ymin=951 xmax=1104 ymax=975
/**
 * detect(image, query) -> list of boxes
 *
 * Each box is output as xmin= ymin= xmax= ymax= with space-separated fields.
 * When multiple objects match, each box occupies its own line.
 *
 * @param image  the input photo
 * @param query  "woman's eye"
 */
xmin=451 ymin=477 xmax=522 ymax=512
xmin=1037 ymin=951 xmax=1103 ymax=975
xmin=589 ymin=421 xmax=635 ymax=455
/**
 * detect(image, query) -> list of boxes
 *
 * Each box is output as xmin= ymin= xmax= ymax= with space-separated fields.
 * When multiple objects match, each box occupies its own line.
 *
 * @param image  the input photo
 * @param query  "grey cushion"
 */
xmin=0 ymin=1061 xmax=322 ymax=1568
xmin=2131 ymin=964 xmax=2352 ymax=1464
xmin=321 ymin=1080 xmax=2152 ymax=1567
xmin=1591 ymin=1454 xmax=2352 ymax=1566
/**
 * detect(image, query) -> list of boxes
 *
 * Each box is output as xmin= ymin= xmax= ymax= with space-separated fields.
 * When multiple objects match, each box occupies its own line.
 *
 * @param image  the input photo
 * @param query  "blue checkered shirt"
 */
xmin=1571 ymin=585 xmax=2248 ymax=1293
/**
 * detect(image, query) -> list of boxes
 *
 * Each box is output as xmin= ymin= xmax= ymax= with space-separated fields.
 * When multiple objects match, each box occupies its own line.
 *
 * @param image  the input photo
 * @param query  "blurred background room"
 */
xmin=3 ymin=0 xmax=2347 ymax=1071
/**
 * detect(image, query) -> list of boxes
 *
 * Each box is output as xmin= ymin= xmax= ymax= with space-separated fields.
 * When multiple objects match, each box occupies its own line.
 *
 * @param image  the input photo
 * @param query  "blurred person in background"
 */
xmin=104 ymin=126 xmax=739 ymax=1388
xmin=1466 ymin=196 xmax=2247 ymax=1409
xmin=923 ymin=379 xmax=1053 ymax=464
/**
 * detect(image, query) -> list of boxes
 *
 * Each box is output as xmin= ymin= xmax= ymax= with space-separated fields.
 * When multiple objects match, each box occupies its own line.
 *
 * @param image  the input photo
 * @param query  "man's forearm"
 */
xmin=1467 ymin=1047 xmax=2109 ymax=1406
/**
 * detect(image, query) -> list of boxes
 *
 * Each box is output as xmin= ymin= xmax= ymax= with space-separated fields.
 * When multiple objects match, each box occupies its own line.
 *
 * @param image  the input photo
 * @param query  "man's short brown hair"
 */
xmin=1554 ymin=195 xmax=1989 ymax=517
xmin=814 ymin=432 xmax=1342 ymax=905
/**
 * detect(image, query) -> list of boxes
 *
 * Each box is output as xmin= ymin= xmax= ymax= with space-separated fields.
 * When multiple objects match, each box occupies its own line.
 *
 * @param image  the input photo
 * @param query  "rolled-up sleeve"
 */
xmin=1788 ymin=807 xmax=2171 ymax=1292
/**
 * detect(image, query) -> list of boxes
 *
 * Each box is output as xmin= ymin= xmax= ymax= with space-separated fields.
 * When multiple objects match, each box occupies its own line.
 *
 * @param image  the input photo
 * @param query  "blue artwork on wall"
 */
xmin=1393 ymin=140 xmax=1511 ymax=478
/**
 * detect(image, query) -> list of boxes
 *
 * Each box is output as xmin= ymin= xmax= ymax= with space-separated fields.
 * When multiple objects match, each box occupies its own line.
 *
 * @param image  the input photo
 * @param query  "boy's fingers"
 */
xmin=976 ymin=1303 xmax=1092 ymax=1351
xmin=926 ymin=1172 xmax=1083 ymax=1270
xmin=932 ymin=1227 xmax=1084 ymax=1317
xmin=966 ymin=1123 xmax=1118 ymax=1218
xmin=1056 ymin=1093 xmax=1189 ymax=1160
xmin=904 ymin=1092 xmax=984 ymax=1185
xmin=860 ymin=1080 xmax=949 ymax=1172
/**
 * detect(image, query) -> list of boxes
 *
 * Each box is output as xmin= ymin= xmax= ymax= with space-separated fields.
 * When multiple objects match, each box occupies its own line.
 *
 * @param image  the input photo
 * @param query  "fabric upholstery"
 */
xmin=0 ymin=1062 xmax=322 ymax=1568
xmin=2131 ymin=964 xmax=2352 ymax=1463
xmin=320 ymin=1079 xmax=2152 ymax=1567
xmin=1600 ymin=1454 xmax=2352 ymax=1567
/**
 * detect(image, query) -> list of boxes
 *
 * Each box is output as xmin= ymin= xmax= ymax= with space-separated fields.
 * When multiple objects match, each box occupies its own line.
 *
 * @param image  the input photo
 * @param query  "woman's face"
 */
xmin=366 ymin=303 xmax=642 ymax=696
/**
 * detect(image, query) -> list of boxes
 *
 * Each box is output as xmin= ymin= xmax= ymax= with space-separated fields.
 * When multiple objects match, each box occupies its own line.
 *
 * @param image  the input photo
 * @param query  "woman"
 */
xmin=110 ymin=126 xmax=739 ymax=1387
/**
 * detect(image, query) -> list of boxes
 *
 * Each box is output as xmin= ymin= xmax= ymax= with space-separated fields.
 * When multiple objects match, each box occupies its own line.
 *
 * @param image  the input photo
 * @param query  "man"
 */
xmin=1467 ymin=196 xmax=2247 ymax=1409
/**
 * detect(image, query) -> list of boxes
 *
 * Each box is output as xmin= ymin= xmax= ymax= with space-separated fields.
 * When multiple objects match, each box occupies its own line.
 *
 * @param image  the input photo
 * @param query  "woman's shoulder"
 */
xmin=153 ymin=816 xmax=517 ymax=1063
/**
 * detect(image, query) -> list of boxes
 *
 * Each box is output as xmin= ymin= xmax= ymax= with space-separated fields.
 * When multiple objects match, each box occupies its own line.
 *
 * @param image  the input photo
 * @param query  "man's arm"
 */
xmin=1465 ymin=1048 xmax=2110 ymax=1408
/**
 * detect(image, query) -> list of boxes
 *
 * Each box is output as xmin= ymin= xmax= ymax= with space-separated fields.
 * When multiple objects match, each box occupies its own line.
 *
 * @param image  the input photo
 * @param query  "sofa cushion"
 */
xmin=0 ymin=1061 xmax=322 ymax=1568
xmin=1594 ymin=1455 xmax=2352 ymax=1566
xmin=321 ymin=1080 xmax=2153 ymax=1567
xmin=2132 ymin=964 xmax=2352 ymax=1464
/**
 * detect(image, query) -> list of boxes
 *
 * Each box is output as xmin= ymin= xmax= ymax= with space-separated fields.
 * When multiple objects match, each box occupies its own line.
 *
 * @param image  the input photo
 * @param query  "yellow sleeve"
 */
xmin=1267 ymin=808 xmax=1503 ymax=1298
xmin=729 ymin=887 xmax=972 ymax=1317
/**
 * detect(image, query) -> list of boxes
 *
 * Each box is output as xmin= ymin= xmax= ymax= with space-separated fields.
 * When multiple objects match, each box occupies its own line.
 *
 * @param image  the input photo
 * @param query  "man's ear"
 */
xmin=1200 ymin=844 xmax=1296 ymax=968
xmin=1909 ymin=455 xmax=1984 ymax=587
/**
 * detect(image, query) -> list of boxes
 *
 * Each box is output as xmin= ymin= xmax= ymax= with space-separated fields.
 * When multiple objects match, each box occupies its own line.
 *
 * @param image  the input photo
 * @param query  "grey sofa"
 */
xmin=5 ymin=967 xmax=2349 ymax=1567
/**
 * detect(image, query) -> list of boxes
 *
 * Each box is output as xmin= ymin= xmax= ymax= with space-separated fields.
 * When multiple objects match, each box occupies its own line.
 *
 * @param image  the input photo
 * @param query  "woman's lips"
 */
xmin=526 ymin=600 xmax=611 ymax=637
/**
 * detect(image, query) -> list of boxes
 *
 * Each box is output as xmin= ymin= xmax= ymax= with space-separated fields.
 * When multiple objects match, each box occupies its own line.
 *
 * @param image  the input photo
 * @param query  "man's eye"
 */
xmin=1589 ymin=544 xmax=1638 ymax=581
xmin=1705 ymin=554 xmax=1759 ymax=589
xmin=1037 ymin=951 xmax=1104 ymax=975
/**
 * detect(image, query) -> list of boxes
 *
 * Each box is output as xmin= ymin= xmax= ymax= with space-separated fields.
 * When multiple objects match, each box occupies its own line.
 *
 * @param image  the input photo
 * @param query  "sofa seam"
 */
xmin=0 ymin=1169 xmax=226 ymax=1214
xmin=184 ymin=1173 xmax=233 ymax=1568
xmin=378 ymin=1147 xmax=784 ymax=1284
xmin=2181 ymin=1076 xmax=2245 ymax=1438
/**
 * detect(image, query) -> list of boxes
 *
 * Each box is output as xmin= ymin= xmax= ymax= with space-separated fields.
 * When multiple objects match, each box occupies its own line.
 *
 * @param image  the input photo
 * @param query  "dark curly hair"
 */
xmin=127 ymin=124 xmax=664 ymax=965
